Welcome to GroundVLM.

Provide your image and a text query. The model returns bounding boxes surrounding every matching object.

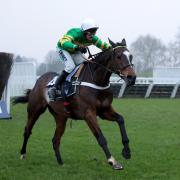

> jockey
[48,18,111,101]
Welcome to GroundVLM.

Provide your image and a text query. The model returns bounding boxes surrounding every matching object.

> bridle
[86,46,134,79]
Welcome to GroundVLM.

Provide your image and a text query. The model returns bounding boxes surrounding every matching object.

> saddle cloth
[47,64,83,99]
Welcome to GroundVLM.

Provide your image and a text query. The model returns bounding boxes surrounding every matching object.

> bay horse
[13,39,136,170]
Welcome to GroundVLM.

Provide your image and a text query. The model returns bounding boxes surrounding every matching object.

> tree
[130,35,167,76]
[44,50,58,64]
[14,55,37,64]
[166,27,180,67]
[36,63,47,76]
[37,50,64,76]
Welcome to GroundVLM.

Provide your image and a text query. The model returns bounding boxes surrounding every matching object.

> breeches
[57,49,86,73]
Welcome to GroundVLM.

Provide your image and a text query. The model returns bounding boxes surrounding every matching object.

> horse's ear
[108,38,116,48]
[122,38,126,46]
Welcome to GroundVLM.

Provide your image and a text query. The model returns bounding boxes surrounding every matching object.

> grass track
[0,99,180,180]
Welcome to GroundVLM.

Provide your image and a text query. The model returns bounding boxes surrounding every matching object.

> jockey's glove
[76,46,87,54]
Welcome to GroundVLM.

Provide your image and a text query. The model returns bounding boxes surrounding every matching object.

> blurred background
[0,0,180,75]
[1,0,180,113]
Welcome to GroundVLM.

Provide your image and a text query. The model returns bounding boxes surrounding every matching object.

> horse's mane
[91,48,112,63]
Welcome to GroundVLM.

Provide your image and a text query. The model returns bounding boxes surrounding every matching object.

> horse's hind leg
[20,102,47,159]
[50,112,67,165]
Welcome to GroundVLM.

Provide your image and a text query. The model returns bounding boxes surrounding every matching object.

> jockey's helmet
[81,18,99,32]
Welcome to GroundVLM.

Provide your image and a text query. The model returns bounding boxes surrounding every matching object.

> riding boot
[55,70,69,89]
[48,70,69,101]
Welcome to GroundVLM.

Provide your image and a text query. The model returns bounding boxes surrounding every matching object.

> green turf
[0,99,180,180]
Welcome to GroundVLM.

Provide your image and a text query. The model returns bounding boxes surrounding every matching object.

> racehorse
[13,39,136,170]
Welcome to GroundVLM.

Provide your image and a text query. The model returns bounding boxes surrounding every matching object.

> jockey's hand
[76,46,87,54]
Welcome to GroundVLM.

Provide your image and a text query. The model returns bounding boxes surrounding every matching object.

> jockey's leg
[54,70,69,89]
[48,70,70,101]
[48,50,75,101]
[72,51,86,65]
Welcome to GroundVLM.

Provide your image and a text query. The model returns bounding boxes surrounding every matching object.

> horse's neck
[92,64,111,85]
[80,54,112,86]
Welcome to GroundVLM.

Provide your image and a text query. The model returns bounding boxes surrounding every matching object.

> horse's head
[108,38,136,87]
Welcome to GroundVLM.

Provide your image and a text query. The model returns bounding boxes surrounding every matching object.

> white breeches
[57,49,86,73]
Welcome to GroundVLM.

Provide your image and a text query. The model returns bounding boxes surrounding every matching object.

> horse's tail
[13,89,31,105]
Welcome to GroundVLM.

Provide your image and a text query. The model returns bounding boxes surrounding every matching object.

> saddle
[47,64,84,100]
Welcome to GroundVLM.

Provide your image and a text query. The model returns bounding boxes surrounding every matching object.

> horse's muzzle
[126,75,136,87]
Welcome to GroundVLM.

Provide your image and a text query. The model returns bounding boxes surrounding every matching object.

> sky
[0,0,180,62]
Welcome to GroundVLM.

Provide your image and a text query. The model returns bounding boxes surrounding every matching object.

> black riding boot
[55,70,69,89]
[48,70,69,101]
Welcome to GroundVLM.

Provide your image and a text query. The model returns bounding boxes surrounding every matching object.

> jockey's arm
[58,35,78,53]
[92,35,111,50]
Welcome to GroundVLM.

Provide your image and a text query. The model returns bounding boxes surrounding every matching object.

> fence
[9,62,37,97]
[9,64,180,99]
[110,77,180,98]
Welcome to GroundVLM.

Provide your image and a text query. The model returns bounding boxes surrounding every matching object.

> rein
[74,45,133,90]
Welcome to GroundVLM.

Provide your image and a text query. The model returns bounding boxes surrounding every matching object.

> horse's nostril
[126,75,136,86]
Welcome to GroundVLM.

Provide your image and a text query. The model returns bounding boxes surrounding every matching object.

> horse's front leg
[52,116,67,165]
[85,109,123,170]
[100,106,131,159]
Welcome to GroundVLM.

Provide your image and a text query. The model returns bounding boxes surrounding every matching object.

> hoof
[112,163,124,170]
[108,161,123,170]
[122,147,131,159]
[20,154,26,160]
[57,159,64,165]
[108,156,123,170]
